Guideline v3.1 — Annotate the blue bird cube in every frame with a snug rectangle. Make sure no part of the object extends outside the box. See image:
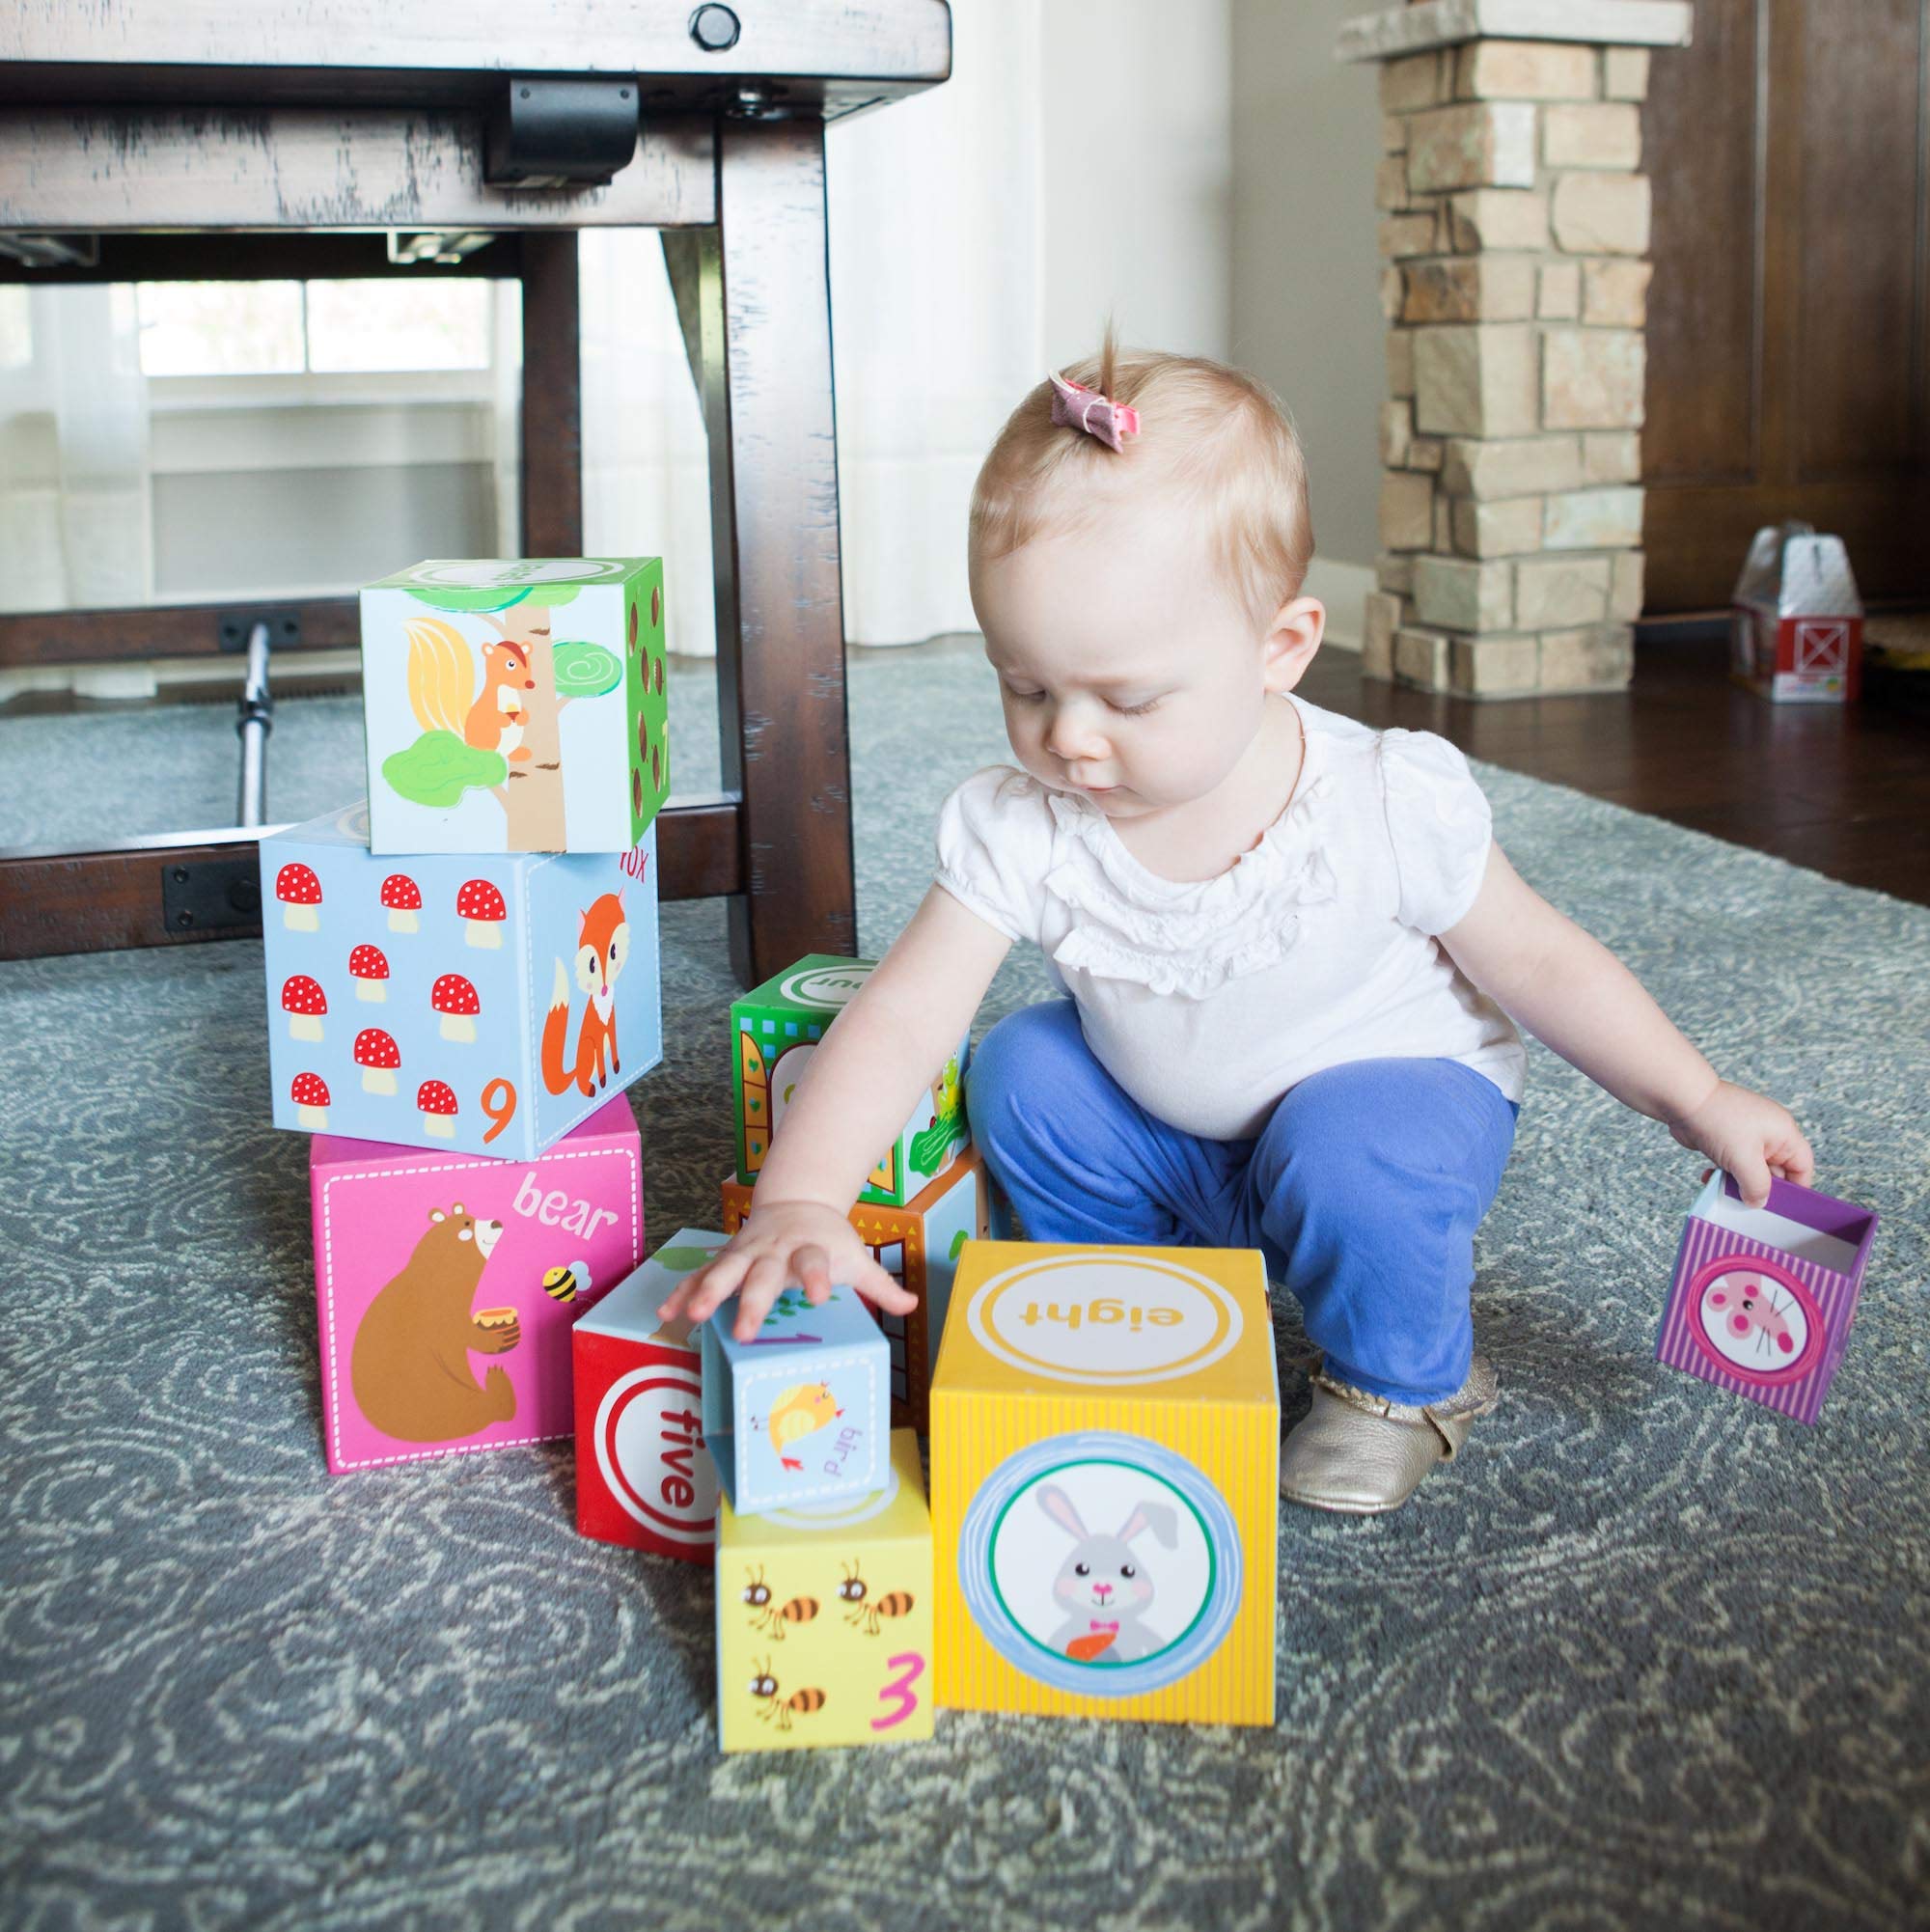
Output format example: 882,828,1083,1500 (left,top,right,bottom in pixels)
701,1286,889,1514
